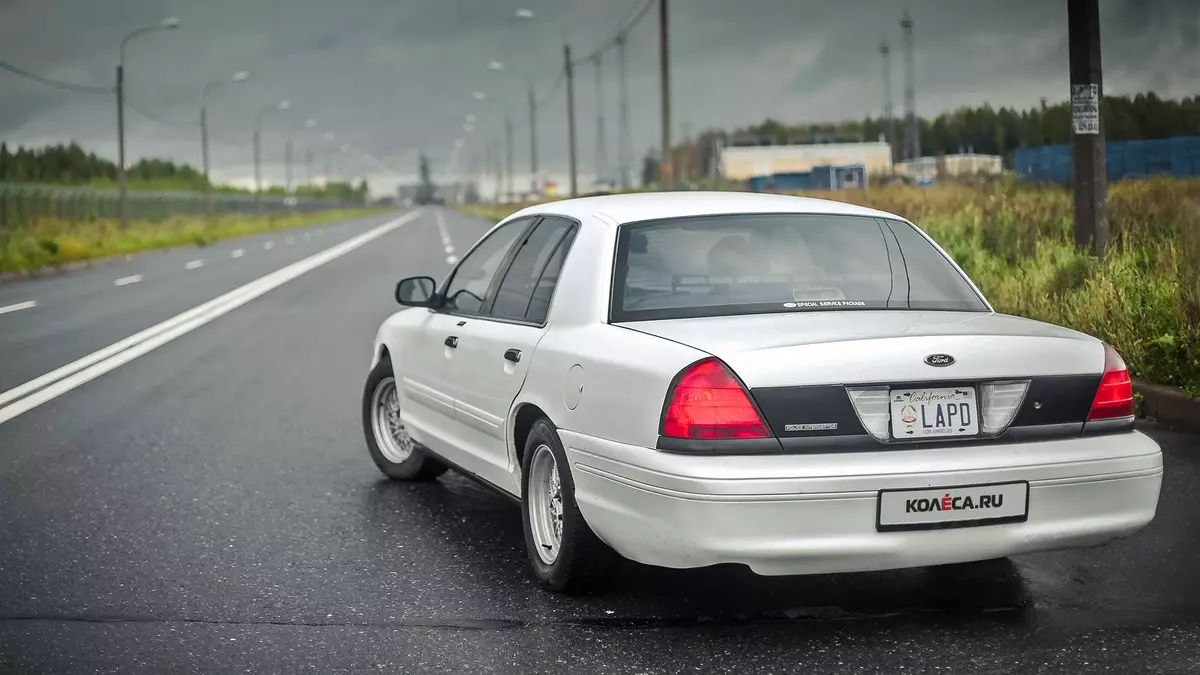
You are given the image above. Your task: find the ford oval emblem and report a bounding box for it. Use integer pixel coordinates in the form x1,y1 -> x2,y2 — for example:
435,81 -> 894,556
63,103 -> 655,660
924,354 -> 955,367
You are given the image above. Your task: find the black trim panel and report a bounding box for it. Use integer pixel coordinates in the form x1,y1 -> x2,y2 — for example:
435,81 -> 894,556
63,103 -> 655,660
753,385 -> 867,439
1012,374 -> 1100,427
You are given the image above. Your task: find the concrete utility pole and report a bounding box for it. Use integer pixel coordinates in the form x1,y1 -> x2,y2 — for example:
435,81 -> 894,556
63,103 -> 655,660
528,85 -> 538,195
617,34 -> 632,190
880,41 -> 896,170
1068,0 -> 1108,255
594,54 -> 608,188
901,11 -> 919,162
565,43 -> 578,197
659,0 -> 672,190
505,112 -> 514,202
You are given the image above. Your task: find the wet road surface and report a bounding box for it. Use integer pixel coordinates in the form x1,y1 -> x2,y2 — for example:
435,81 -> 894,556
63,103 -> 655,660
0,208 -> 1198,674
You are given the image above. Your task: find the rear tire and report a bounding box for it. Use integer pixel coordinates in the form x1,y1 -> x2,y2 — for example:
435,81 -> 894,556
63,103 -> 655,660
520,417 -> 614,593
362,357 -> 447,481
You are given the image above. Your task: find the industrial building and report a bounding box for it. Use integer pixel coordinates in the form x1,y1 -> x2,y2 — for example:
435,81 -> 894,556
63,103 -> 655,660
720,142 -> 894,181
898,153 -> 1004,180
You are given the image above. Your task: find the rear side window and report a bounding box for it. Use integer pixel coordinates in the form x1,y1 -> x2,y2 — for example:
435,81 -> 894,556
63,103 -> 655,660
490,217 -> 575,323
610,213 -> 986,322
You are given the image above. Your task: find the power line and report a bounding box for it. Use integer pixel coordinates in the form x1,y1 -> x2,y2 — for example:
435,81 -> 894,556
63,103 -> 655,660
572,0 -> 655,66
0,60 -> 113,93
125,97 -> 198,129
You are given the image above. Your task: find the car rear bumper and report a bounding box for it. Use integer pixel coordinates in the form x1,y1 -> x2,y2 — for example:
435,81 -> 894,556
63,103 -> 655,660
561,429 -> 1163,575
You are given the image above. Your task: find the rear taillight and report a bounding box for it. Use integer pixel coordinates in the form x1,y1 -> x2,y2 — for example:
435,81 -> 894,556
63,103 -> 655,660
662,358 -> 770,439
1087,344 -> 1134,421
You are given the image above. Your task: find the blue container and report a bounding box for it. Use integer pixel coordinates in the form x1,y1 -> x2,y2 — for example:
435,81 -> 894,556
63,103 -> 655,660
1017,136 -> 1200,183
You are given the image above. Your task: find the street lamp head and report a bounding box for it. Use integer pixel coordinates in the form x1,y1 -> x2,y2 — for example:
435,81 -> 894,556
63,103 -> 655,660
473,91 -> 487,102
487,60 -> 505,72
323,132 -> 336,142
160,17 -> 181,30
231,70 -> 251,83
278,99 -> 292,111
463,123 -> 474,132
465,113 -> 476,123
339,143 -> 350,152
305,118 -> 319,129
515,8 -> 535,20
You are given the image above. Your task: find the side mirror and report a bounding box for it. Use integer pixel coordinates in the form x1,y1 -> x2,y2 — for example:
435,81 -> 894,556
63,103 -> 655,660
395,276 -> 437,307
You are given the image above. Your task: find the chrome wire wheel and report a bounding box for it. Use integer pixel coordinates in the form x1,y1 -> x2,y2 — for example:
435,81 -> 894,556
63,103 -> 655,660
370,377 -> 413,464
527,443 -> 564,565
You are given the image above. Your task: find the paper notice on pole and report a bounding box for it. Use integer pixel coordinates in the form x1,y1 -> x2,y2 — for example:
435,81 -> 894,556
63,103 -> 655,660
1071,84 -> 1101,135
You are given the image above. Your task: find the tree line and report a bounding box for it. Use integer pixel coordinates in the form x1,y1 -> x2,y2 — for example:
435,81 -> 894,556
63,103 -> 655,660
0,141 -> 367,201
673,92 -> 1200,181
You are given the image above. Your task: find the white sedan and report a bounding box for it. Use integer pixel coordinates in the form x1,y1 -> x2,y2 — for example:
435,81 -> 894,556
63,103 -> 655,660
362,192 -> 1163,593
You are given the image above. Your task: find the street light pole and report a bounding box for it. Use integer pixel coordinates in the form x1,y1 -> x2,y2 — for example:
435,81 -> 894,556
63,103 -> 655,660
200,70 -> 249,221
515,9 -> 574,197
116,17 -> 179,227
253,99 -> 291,211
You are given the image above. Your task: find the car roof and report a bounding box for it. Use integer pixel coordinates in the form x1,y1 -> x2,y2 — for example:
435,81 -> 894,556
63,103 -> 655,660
508,191 -> 904,226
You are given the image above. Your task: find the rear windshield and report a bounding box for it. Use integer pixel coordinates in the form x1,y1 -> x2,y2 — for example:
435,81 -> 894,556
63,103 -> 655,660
610,213 -> 987,322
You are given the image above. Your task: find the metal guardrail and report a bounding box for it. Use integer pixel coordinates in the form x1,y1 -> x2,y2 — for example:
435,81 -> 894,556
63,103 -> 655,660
0,182 -> 354,228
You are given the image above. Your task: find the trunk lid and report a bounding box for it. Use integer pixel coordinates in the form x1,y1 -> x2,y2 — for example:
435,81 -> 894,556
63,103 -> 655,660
628,310 -> 1106,446
623,310 -> 1103,387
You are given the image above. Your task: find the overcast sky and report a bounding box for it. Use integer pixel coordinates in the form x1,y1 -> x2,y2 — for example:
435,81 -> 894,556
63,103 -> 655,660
1,0 -> 1196,193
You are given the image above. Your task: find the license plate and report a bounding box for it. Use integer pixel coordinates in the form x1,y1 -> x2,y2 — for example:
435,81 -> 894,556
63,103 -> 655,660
890,386 -> 978,439
876,481 -> 1029,531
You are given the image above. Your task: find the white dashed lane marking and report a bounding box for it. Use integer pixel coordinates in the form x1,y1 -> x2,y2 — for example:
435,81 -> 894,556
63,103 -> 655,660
0,300 -> 37,315
231,249 -> 245,259
113,275 -> 143,287
446,255 -> 459,265
185,259 -> 205,270
263,241 -> 275,250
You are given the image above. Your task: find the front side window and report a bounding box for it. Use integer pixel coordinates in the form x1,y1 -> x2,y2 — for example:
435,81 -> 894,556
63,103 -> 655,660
611,213 -> 987,322
443,218 -> 529,315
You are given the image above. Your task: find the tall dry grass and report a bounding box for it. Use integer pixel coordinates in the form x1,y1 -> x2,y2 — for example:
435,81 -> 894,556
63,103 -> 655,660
803,178 -> 1200,394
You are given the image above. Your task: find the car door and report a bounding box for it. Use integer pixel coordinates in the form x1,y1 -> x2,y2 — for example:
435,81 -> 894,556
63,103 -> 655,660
402,216 -> 532,466
450,216 -> 578,487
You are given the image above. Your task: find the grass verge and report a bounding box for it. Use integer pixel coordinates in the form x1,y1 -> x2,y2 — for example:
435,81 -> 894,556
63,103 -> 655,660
0,208 -> 389,275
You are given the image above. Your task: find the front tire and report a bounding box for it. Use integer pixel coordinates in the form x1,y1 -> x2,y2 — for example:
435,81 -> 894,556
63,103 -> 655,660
362,357 -> 447,481
520,417 -> 613,593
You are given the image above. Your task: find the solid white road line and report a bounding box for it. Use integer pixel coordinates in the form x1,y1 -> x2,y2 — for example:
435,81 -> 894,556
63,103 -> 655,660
0,300 -> 37,315
0,210 -> 425,426
231,248 -> 245,259
185,259 -> 205,270
446,255 -> 459,265
263,241 -> 275,250
113,275 -> 143,286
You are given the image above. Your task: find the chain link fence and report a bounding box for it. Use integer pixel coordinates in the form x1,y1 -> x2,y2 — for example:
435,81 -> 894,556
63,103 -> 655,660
0,182 -> 355,229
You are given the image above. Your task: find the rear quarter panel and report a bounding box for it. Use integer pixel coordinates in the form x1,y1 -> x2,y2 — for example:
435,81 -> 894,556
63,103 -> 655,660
518,323 -> 708,453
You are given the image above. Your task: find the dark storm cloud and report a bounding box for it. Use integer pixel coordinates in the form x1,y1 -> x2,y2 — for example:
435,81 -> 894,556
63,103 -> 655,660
0,0 -> 1195,191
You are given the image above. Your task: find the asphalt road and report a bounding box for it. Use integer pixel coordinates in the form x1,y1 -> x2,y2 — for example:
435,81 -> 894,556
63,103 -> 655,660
1,207 -> 1198,674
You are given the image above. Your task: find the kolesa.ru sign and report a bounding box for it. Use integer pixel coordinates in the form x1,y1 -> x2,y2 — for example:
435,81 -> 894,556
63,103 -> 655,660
876,481 -> 1029,531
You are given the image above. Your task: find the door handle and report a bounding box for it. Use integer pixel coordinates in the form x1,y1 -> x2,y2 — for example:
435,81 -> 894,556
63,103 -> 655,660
503,348 -> 522,363
444,336 -> 459,348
